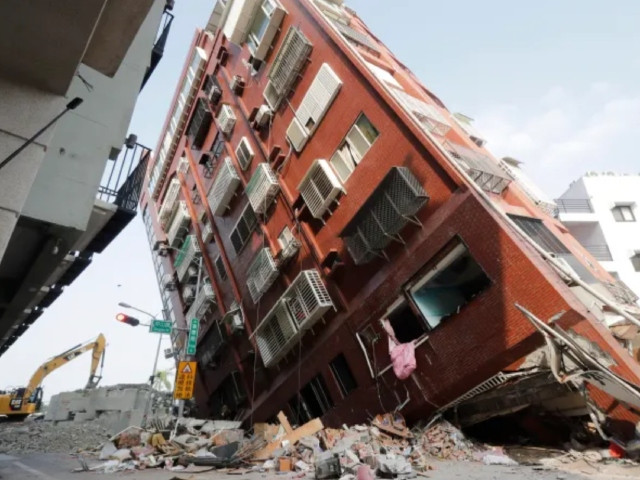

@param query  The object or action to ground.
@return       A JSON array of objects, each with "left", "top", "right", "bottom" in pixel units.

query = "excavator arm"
[{"left": 23, "top": 333, "right": 106, "bottom": 400}]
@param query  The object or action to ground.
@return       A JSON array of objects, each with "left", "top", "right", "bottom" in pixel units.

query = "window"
[
  {"left": 289, "top": 374, "right": 333, "bottom": 424},
  {"left": 407, "top": 243, "right": 490, "bottom": 329},
  {"left": 387, "top": 300, "right": 425, "bottom": 342},
  {"left": 235, "top": 137, "right": 254, "bottom": 171},
  {"left": 215, "top": 255, "right": 227, "bottom": 281},
  {"left": 365, "top": 61, "right": 402, "bottom": 89},
  {"left": 632, "top": 252, "right": 640, "bottom": 272},
  {"left": 612, "top": 204, "right": 636, "bottom": 222},
  {"left": 330, "top": 114, "right": 379, "bottom": 183},
  {"left": 230, "top": 204, "right": 258, "bottom": 254},
  {"left": 264, "top": 27, "right": 313, "bottom": 109},
  {"left": 247, "top": 0, "right": 276, "bottom": 52},
  {"left": 508, "top": 215, "right": 570, "bottom": 254},
  {"left": 187, "top": 98, "right": 213, "bottom": 150},
  {"left": 329, "top": 354, "right": 357, "bottom": 397}
]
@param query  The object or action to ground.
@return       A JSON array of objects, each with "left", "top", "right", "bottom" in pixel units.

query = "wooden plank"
[
  {"left": 252, "top": 418, "right": 324, "bottom": 460},
  {"left": 277, "top": 411, "right": 293, "bottom": 434}
]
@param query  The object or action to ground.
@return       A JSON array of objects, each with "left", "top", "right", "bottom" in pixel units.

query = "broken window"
[
  {"left": 407, "top": 243, "right": 490, "bottom": 329},
  {"left": 288, "top": 374, "right": 333, "bottom": 424},
  {"left": 508, "top": 215, "right": 569, "bottom": 254},
  {"left": 329, "top": 354, "right": 357, "bottom": 397},
  {"left": 330, "top": 114, "right": 379, "bottom": 183},
  {"left": 387, "top": 301, "right": 425, "bottom": 342}
]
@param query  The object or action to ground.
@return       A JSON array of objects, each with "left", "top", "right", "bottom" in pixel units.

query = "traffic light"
[{"left": 115, "top": 313, "right": 140, "bottom": 327}]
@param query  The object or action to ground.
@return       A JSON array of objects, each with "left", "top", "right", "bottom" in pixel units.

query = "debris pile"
[
  {"left": 73, "top": 412, "right": 489, "bottom": 476},
  {"left": 0, "top": 420, "right": 111, "bottom": 454}
]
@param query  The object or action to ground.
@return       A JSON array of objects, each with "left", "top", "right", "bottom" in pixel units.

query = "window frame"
[
  {"left": 329, "top": 354, "right": 358, "bottom": 398},
  {"left": 247, "top": 0, "right": 277, "bottom": 53},
  {"left": 612, "top": 204, "right": 636, "bottom": 222},
  {"left": 404, "top": 241, "right": 491, "bottom": 330},
  {"left": 235, "top": 137, "right": 254, "bottom": 171},
  {"left": 215, "top": 255, "right": 228, "bottom": 281},
  {"left": 229, "top": 204, "right": 258, "bottom": 255},
  {"left": 329, "top": 113, "right": 379, "bottom": 184}
]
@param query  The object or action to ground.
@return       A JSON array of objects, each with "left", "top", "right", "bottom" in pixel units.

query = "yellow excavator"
[{"left": 0, "top": 334, "right": 106, "bottom": 419}]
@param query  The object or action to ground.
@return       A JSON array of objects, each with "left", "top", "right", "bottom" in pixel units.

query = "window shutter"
[{"left": 295, "top": 63, "right": 342, "bottom": 131}]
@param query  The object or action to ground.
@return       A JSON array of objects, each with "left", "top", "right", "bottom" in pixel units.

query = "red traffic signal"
[{"left": 115, "top": 313, "right": 140, "bottom": 327}]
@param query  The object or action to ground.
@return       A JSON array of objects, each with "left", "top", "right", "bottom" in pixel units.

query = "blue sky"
[{"left": 1, "top": 0, "right": 638, "bottom": 400}]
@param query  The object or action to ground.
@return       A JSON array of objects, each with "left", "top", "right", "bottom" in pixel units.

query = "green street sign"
[
  {"left": 186, "top": 318, "right": 199, "bottom": 356},
  {"left": 150, "top": 319, "right": 173, "bottom": 334}
]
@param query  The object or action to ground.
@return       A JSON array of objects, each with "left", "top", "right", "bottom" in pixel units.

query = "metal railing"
[
  {"left": 555, "top": 198, "right": 594, "bottom": 214},
  {"left": 584, "top": 244, "right": 613, "bottom": 261},
  {"left": 97, "top": 138, "right": 151, "bottom": 212}
]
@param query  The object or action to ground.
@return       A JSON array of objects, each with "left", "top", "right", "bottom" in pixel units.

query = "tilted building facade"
[{"left": 141, "top": 0, "right": 640, "bottom": 442}]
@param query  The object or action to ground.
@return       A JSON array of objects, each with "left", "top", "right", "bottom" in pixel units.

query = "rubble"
[{"left": 5, "top": 406, "right": 639, "bottom": 478}]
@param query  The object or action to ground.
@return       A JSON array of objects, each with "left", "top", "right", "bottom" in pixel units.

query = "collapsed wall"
[{"left": 45, "top": 384, "right": 171, "bottom": 434}]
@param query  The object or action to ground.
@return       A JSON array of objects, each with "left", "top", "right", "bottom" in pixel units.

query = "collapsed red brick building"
[{"left": 140, "top": 0, "right": 640, "bottom": 444}]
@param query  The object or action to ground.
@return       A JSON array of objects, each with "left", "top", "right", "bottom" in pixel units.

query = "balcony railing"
[
  {"left": 584, "top": 244, "right": 613, "bottom": 262},
  {"left": 555, "top": 198, "right": 594, "bottom": 214},
  {"left": 97, "top": 139, "right": 151, "bottom": 212}
]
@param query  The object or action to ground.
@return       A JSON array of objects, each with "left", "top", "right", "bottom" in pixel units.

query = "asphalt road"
[{"left": 0, "top": 452, "right": 634, "bottom": 480}]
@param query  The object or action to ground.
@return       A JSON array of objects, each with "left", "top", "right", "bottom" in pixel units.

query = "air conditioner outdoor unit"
[
  {"left": 209, "top": 85, "right": 222, "bottom": 105},
  {"left": 230, "top": 75, "right": 245, "bottom": 95},
  {"left": 255, "top": 104, "right": 273, "bottom": 128},
  {"left": 217, "top": 105, "right": 236, "bottom": 136},
  {"left": 162, "top": 274, "right": 177, "bottom": 291},
  {"left": 298, "top": 159, "right": 344, "bottom": 219}
]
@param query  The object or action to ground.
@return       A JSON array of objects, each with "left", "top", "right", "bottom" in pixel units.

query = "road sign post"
[
  {"left": 186, "top": 318, "right": 199, "bottom": 356},
  {"left": 149, "top": 319, "right": 173, "bottom": 334},
  {"left": 173, "top": 361, "right": 197, "bottom": 400}
]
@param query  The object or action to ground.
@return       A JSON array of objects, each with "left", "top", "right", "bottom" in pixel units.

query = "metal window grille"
[
  {"left": 197, "top": 321, "right": 227, "bottom": 367},
  {"left": 444, "top": 141, "right": 512, "bottom": 194},
  {"left": 264, "top": 27, "right": 313, "bottom": 109},
  {"left": 187, "top": 98, "right": 213, "bottom": 150},
  {"left": 255, "top": 269, "right": 334, "bottom": 367},
  {"left": 208, "top": 157, "right": 241, "bottom": 216},
  {"left": 391, "top": 89, "right": 451, "bottom": 136},
  {"left": 235, "top": 137, "right": 254, "bottom": 171},
  {"left": 341, "top": 167, "right": 429, "bottom": 265},
  {"left": 298, "top": 159, "right": 343, "bottom": 218},
  {"left": 215, "top": 255, "right": 227, "bottom": 281},
  {"left": 508, "top": 215, "right": 570, "bottom": 255},
  {"left": 158, "top": 178, "right": 181, "bottom": 228},
  {"left": 166, "top": 201, "right": 191, "bottom": 247},
  {"left": 230, "top": 204, "right": 258, "bottom": 254},
  {"left": 555, "top": 198, "right": 594, "bottom": 214},
  {"left": 246, "top": 248, "right": 279, "bottom": 303},
  {"left": 246, "top": 163, "right": 280, "bottom": 215},
  {"left": 174, "top": 235, "right": 202, "bottom": 281}
]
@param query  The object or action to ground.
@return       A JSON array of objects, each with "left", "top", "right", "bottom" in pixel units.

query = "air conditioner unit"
[
  {"left": 183, "top": 286, "right": 196, "bottom": 304},
  {"left": 286, "top": 117, "right": 309, "bottom": 152},
  {"left": 209, "top": 85, "right": 222, "bottom": 105},
  {"left": 230, "top": 75, "right": 245, "bottom": 95},
  {"left": 298, "top": 159, "right": 344, "bottom": 218},
  {"left": 202, "top": 223, "right": 213, "bottom": 243},
  {"left": 162, "top": 274, "right": 177, "bottom": 291},
  {"left": 217, "top": 105, "right": 236, "bottom": 135},
  {"left": 255, "top": 104, "right": 273, "bottom": 128},
  {"left": 208, "top": 156, "right": 241, "bottom": 215},
  {"left": 246, "top": 163, "right": 280, "bottom": 215}
]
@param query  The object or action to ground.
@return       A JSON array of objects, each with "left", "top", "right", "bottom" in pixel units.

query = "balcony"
[
  {"left": 340, "top": 167, "right": 429, "bottom": 265},
  {"left": 584, "top": 244, "right": 613, "bottom": 262},
  {"left": 89, "top": 141, "right": 151, "bottom": 253},
  {"left": 555, "top": 198, "right": 597, "bottom": 224},
  {"left": 255, "top": 269, "right": 333, "bottom": 367}
]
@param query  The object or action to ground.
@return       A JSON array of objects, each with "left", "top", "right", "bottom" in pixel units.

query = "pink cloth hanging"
[{"left": 381, "top": 319, "right": 416, "bottom": 380}]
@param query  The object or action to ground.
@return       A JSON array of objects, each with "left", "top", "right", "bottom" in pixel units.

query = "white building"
[
  {"left": 557, "top": 173, "right": 640, "bottom": 303},
  {"left": 0, "top": 0, "right": 174, "bottom": 356}
]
